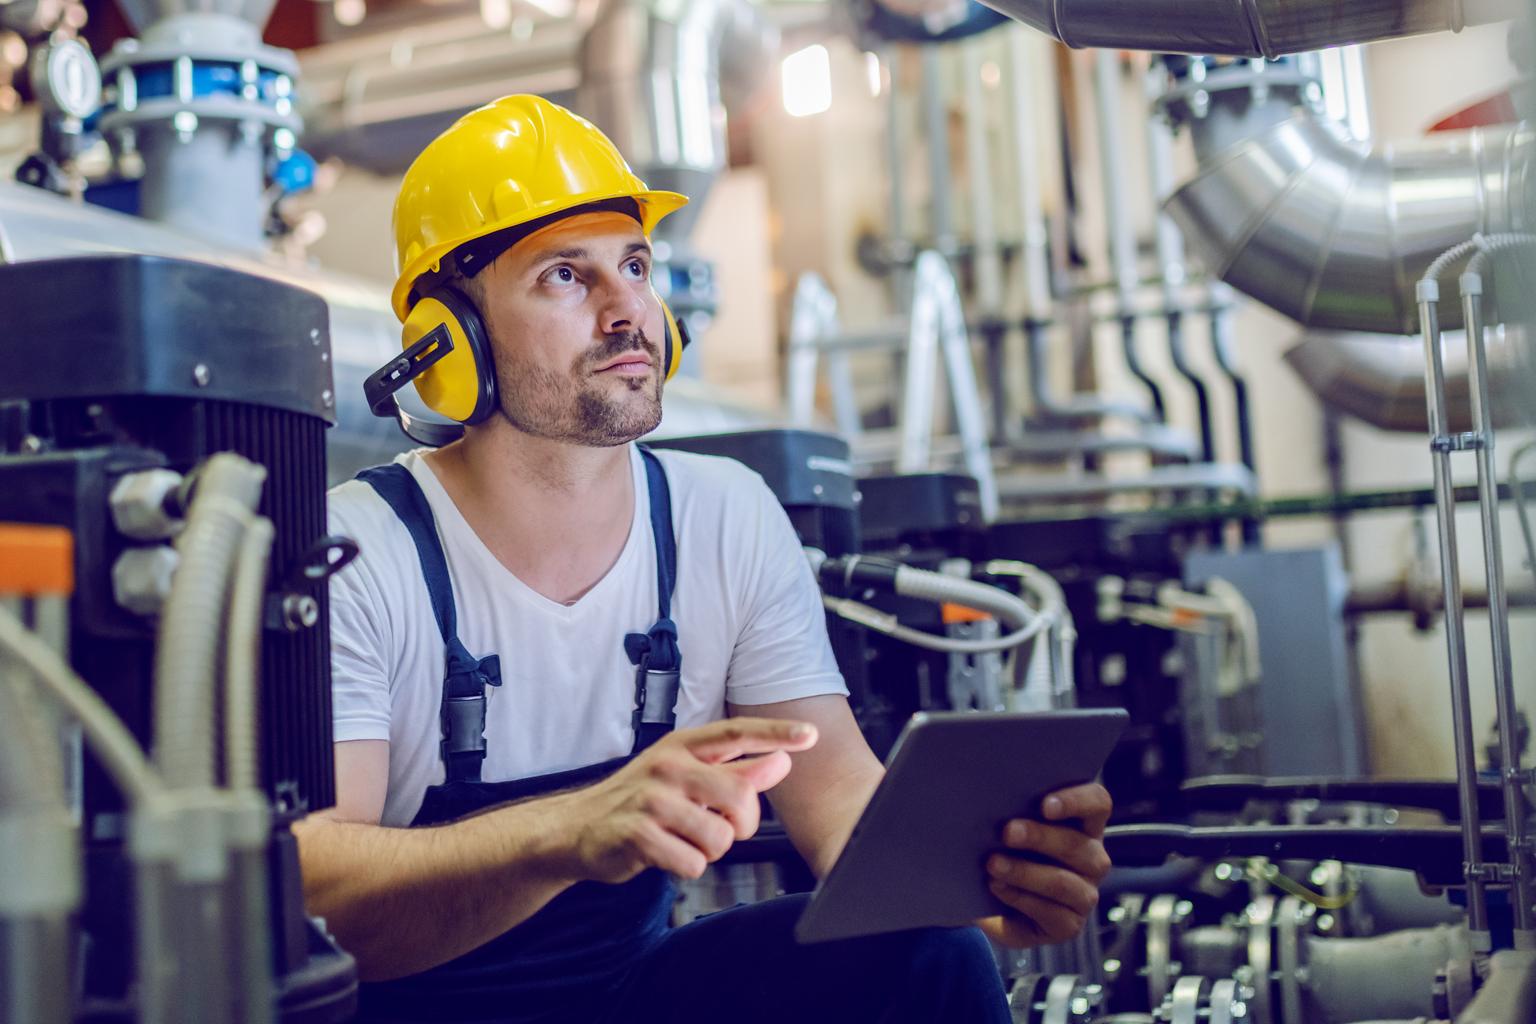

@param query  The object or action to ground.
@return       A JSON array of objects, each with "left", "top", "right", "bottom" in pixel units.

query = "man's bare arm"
[
  {"left": 293, "top": 742, "right": 581, "bottom": 981},
  {"left": 296, "top": 721, "right": 817, "bottom": 982},
  {"left": 729, "top": 695, "right": 884, "bottom": 878}
]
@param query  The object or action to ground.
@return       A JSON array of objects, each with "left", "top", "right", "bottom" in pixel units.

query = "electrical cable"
[
  {"left": 1249, "top": 859, "right": 1359, "bottom": 911},
  {"left": 0, "top": 605, "right": 163, "bottom": 807},
  {"left": 814, "top": 552, "right": 1057, "bottom": 655}
]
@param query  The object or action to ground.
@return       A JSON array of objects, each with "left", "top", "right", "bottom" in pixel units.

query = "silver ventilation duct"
[
  {"left": 576, "top": 0, "right": 778, "bottom": 240},
  {"left": 972, "top": 0, "right": 1522, "bottom": 56},
  {"left": 1166, "top": 112, "right": 1534, "bottom": 338},
  {"left": 1285, "top": 327, "right": 1536, "bottom": 432}
]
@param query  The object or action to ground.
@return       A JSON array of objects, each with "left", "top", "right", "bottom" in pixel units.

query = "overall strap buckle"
[
  {"left": 440, "top": 651, "right": 502, "bottom": 773},
  {"left": 626, "top": 619, "right": 679, "bottom": 751}
]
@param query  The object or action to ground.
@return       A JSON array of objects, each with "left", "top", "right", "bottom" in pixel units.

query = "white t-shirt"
[{"left": 327, "top": 445, "right": 849, "bottom": 827}]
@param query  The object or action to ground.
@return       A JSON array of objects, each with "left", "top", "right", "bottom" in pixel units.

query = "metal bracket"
[{"left": 1431, "top": 431, "right": 1487, "bottom": 453}]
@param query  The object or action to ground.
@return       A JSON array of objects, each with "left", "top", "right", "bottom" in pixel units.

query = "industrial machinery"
[
  {"left": 0, "top": 253, "right": 357, "bottom": 1021},
  {"left": 3, "top": 0, "right": 1536, "bottom": 1018}
]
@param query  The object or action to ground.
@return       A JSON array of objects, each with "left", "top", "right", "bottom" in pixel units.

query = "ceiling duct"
[
  {"left": 576, "top": 0, "right": 778, "bottom": 240},
  {"left": 969, "top": 0, "right": 1522, "bottom": 56},
  {"left": 1166, "top": 112, "right": 1533, "bottom": 337}
]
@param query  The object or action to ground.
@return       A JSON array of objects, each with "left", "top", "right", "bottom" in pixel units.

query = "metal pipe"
[
  {"left": 576, "top": 0, "right": 779, "bottom": 241},
  {"left": 1093, "top": 50, "right": 1138, "bottom": 315},
  {"left": 1284, "top": 326, "right": 1536, "bottom": 434},
  {"left": 1461, "top": 262, "right": 1536, "bottom": 942},
  {"left": 963, "top": 42, "right": 1004, "bottom": 319},
  {"left": 1145, "top": 70, "right": 1214, "bottom": 461},
  {"left": 961, "top": 39, "right": 1010, "bottom": 444},
  {"left": 884, "top": 48, "right": 913, "bottom": 311},
  {"left": 1416, "top": 274, "right": 1491, "bottom": 949},
  {"left": 1094, "top": 51, "right": 1167, "bottom": 423},
  {"left": 970, "top": 0, "right": 1520, "bottom": 58},
  {"left": 1344, "top": 580, "right": 1536, "bottom": 616},
  {"left": 921, "top": 47, "right": 955, "bottom": 254},
  {"left": 1208, "top": 291, "right": 1260, "bottom": 543},
  {"left": 1006, "top": 26, "right": 1051, "bottom": 320}
]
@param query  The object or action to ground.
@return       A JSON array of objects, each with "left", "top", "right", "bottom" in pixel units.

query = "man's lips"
[{"left": 594, "top": 354, "right": 653, "bottom": 374}]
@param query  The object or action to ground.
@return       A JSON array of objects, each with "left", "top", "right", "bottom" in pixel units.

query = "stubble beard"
[{"left": 494, "top": 329, "right": 664, "bottom": 447}]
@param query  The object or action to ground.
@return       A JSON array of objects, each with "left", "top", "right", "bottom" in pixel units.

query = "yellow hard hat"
[
  {"left": 368, "top": 95, "right": 692, "bottom": 447},
  {"left": 390, "top": 94, "right": 689, "bottom": 321}
]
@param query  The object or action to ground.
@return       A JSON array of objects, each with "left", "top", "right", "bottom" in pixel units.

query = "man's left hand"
[{"left": 977, "top": 782, "right": 1113, "bottom": 949}]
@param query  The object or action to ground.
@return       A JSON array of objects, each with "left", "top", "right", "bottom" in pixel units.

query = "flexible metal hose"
[
  {"left": 223, "top": 516, "right": 274, "bottom": 793},
  {"left": 152, "top": 453, "right": 266, "bottom": 790},
  {"left": 0, "top": 605, "right": 162, "bottom": 807},
  {"left": 0, "top": 658, "right": 62, "bottom": 811}
]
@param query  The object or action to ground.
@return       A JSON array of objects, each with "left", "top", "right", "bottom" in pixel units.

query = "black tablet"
[{"left": 794, "top": 709, "right": 1129, "bottom": 944}]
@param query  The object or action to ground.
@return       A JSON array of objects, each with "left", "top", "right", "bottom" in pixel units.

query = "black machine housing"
[{"left": 0, "top": 254, "right": 354, "bottom": 1020}]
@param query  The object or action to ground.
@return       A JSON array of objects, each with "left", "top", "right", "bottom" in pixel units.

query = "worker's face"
[{"left": 474, "top": 211, "right": 665, "bottom": 446}]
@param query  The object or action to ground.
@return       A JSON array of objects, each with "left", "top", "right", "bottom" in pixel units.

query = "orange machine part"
[
  {"left": 0, "top": 523, "right": 75, "bottom": 596},
  {"left": 941, "top": 602, "right": 993, "bottom": 625}
]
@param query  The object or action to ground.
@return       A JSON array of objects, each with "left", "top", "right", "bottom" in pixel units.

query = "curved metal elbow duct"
[
  {"left": 1285, "top": 327, "right": 1536, "bottom": 432},
  {"left": 970, "top": 0, "right": 1521, "bottom": 56},
  {"left": 575, "top": 0, "right": 778, "bottom": 240},
  {"left": 1165, "top": 113, "right": 1534, "bottom": 337}
]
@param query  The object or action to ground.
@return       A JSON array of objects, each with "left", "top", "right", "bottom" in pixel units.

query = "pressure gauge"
[{"left": 32, "top": 37, "right": 101, "bottom": 121}]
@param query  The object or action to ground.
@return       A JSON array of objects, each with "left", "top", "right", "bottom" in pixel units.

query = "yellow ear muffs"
[
  {"left": 659, "top": 298, "right": 689, "bottom": 381},
  {"left": 400, "top": 286, "right": 498, "bottom": 425}
]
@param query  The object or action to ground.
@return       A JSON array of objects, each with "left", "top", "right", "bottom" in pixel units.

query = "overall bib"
[{"left": 352, "top": 448, "right": 684, "bottom": 1024}]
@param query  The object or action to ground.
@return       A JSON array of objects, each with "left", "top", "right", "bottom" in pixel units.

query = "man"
[{"left": 296, "top": 95, "right": 1113, "bottom": 1023}]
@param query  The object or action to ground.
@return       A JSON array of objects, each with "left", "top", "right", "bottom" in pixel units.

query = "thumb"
[{"left": 721, "top": 749, "right": 794, "bottom": 793}]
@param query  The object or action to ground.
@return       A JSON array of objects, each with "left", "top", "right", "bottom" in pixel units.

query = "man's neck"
[{"left": 421, "top": 421, "right": 635, "bottom": 604}]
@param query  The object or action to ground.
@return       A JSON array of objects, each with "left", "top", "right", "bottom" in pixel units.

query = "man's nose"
[{"left": 597, "top": 275, "right": 650, "bottom": 335}]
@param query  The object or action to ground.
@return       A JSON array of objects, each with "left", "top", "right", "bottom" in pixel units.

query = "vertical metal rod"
[
  {"left": 1418, "top": 280, "right": 1492, "bottom": 947},
  {"left": 1461, "top": 269, "right": 1536, "bottom": 940}
]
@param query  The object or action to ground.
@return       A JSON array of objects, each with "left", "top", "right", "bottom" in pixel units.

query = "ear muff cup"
[
  {"left": 400, "top": 286, "right": 498, "bottom": 425},
  {"left": 659, "top": 298, "right": 683, "bottom": 382}
]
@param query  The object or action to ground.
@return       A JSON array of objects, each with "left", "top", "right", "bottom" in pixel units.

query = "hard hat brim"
[{"left": 391, "top": 187, "right": 689, "bottom": 321}]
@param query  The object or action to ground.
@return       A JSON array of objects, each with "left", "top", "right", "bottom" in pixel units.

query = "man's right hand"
[{"left": 550, "top": 718, "right": 818, "bottom": 884}]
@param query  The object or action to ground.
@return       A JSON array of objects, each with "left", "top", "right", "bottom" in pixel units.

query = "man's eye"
[
  {"left": 550, "top": 266, "right": 575, "bottom": 284},
  {"left": 625, "top": 260, "right": 648, "bottom": 279}
]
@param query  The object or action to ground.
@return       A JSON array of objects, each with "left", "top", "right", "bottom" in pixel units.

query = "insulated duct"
[
  {"left": 1166, "top": 112, "right": 1535, "bottom": 337},
  {"left": 576, "top": 0, "right": 778, "bottom": 240},
  {"left": 1285, "top": 326, "right": 1536, "bottom": 431},
  {"left": 968, "top": 0, "right": 1522, "bottom": 56}
]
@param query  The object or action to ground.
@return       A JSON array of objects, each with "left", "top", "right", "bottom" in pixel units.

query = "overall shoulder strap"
[
  {"left": 357, "top": 464, "right": 501, "bottom": 783},
  {"left": 624, "top": 447, "right": 682, "bottom": 753}
]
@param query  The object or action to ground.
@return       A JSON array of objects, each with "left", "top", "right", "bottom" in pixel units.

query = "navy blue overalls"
[{"left": 352, "top": 447, "right": 685, "bottom": 1024}]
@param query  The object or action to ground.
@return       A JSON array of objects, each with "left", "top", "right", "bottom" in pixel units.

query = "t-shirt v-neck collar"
[{"left": 403, "top": 445, "right": 649, "bottom": 621}]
